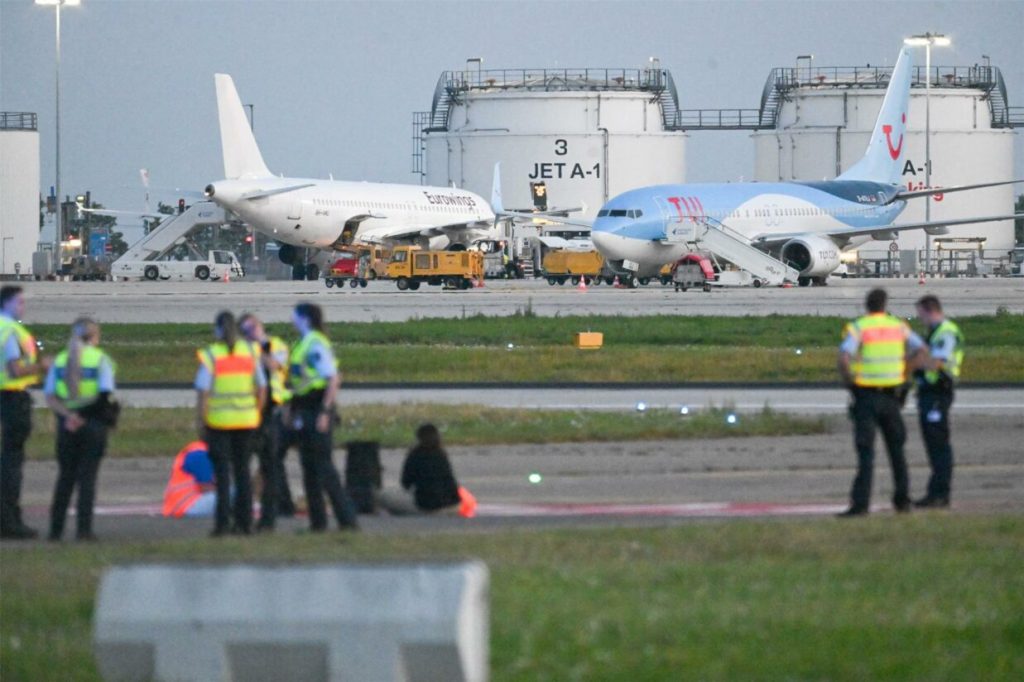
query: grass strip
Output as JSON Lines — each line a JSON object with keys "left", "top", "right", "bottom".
{"left": 24, "top": 404, "right": 829, "bottom": 460}
{"left": 2, "top": 515, "right": 1021, "bottom": 680}
{"left": 28, "top": 313, "right": 1024, "bottom": 384}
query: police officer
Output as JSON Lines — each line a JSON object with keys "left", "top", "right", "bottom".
{"left": 1, "top": 286, "right": 51, "bottom": 539}
{"left": 288, "top": 302, "right": 358, "bottom": 532}
{"left": 195, "top": 311, "right": 266, "bottom": 536}
{"left": 44, "top": 318, "right": 116, "bottom": 541}
{"left": 837, "top": 288, "right": 926, "bottom": 517}
{"left": 913, "top": 295, "right": 963, "bottom": 508}
{"left": 239, "top": 313, "right": 292, "bottom": 531}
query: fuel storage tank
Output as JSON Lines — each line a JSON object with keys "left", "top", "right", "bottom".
{"left": 752, "top": 62, "right": 1019, "bottom": 252}
{"left": 417, "top": 64, "right": 687, "bottom": 217}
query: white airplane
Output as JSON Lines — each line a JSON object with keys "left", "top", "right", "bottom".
{"left": 203, "top": 74, "right": 498, "bottom": 267}
{"left": 577, "top": 48, "right": 1022, "bottom": 284}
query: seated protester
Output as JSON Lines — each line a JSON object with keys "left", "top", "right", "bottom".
{"left": 379, "top": 424, "right": 461, "bottom": 516}
{"left": 163, "top": 441, "right": 217, "bottom": 518}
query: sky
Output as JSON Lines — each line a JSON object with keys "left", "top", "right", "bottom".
{"left": 2, "top": 0, "right": 1022, "bottom": 230}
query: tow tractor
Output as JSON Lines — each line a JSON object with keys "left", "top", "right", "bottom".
{"left": 324, "top": 250, "right": 369, "bottom": 289}
{"left": 670, "top": 253, "right": 716, "bottom": 292}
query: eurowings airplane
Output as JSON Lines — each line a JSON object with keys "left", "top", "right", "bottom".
{"left": 203, "top": 74, "right": 497, "bottom": 265}
{"left": 586, "top": 48, "right": 1022, "bottom": 284}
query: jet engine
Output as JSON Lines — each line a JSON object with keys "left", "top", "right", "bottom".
{"left": 278, "top": 243, "right": 297, "bottom": 265}
{"left": 780, "top": 235, "right": 841, "bottom": 278}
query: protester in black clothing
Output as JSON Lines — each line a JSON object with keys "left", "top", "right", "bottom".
{"left": 379, "top": 424, "right": 461, "bottom": 515}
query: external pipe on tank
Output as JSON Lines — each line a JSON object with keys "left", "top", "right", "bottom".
{"left": 598, "top": 127, "right": 610, "bottom": 203}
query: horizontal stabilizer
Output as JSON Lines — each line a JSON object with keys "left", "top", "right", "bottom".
{"left": 241, "top": 183, "right": 316, "bottom": 200}
{"left": 893, "top": 178, "right": 1024, "bottom": 202}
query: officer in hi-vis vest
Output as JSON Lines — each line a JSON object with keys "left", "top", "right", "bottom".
{"left": 913, "top": 295, "right": 964, "bottom": 509}
{"left": 195, "top": 311, "right": 266, "bottom": 536}
{"left": 288, "top": 302, "right": 358, "bottom": 532}
{"left": 43, "top": 318, "right": 116, "bottom": 541}
{"left": 1, "top": 286, "right": 51, "bottom": 540}
{"left": 239, "top": 313, "right": 292, "bottom": 531}
{"left": 837, "top": 288, "right": 926, "bottom": 517}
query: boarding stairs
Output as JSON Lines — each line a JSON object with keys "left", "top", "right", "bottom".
{"left": 663, "top": 216, "right": 800, "bottom": 286}
{"left": 113, "top": 202, "right": 230, "bottom": 265}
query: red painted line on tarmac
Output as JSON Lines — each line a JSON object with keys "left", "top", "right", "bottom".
{"left": 76, "top": 501, "right": 851, "bottom": 519}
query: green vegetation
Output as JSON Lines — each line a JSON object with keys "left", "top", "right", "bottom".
{"left": 24, "top": 404, "right": 829, "bottom": 460}
{"left": 30, "top": 313, "right": 1024, "bottom": 384}
{"left": 2, "top": 515, "right": 1021, "bottom": 680}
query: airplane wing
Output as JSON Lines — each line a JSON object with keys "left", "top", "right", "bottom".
{"left": 499, "top": 211, "right": 595, "bottom": 228}
{"left": 359, "top": 220, "right": 493, "bottom": 242}
{"left": 891, "top": 179, "right": 1024, "bottom": 202}
{"left": 78, "top": 207, "right": 165, "bottom": 220}
{"left": 751, "top": 213, "right": 1024, "bottom": 247}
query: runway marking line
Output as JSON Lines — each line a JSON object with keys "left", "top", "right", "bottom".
{"left": 80, "top": 501, "right": 853, "bottom": 519}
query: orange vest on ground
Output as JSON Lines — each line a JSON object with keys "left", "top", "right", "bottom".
{"left": 163, "top": 441, "right": 210, "bottom": 518}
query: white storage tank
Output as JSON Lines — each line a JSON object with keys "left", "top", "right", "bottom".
{"left": 0, "top": 113, "right": 41, "bottom": 276}
{"left": 419, "top": 64, "right": 687, "bottom": 217}
{"left": 753, "top": 62, "right": 1018, "bottom": 253}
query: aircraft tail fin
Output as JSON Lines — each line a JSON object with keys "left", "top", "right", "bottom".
{"left": 838, "top": 48, "right": 913, "bottom": 184}
{"left": 490, "top": 162, "right": 504, "bottom": 213}
{"left": 214, "top": 74, "right": 272, "bottom": 180}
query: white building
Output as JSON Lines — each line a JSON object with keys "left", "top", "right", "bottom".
{"left": 752, "top": 62, "right": 1020, "bottom": 253}
{"left": 0, "top": 113, "right": 40, "bottom": 276}
{"left": 417, "top": 64, "right": 688, "bottom": 217}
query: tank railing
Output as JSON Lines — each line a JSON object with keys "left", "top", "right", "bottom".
{"left": 442, "top": 68, "right": 671, "bottom": 94}
{"left": 771, "top": 64, "right": 1006, "bottom": 91}
{"left": 0, "top": 112, "right": 38, "bottom": 131}
{"left": 674, "top": 109, "right": 765, "bottom": 130}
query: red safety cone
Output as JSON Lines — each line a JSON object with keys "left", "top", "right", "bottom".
{"left": 222, "top": 269, "right": 230, "bottom": 283}
{"left": 578, "top": 277, "right": 587, "bottom": 292}
{"left": 918, "top": 271, "right": 925, "bottom": 285}
{"left": 613, "top": 275, "right": 621, "bottom": 288}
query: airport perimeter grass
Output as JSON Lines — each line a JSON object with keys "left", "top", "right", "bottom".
{"left": 24, "top": 404, "right": 828, "bottom": 460}
{"left": 1, "top": 515, "right": 1021, "bottom": 680}
{"left": 29, "top": 312, "right": 1024, "bottom": 383}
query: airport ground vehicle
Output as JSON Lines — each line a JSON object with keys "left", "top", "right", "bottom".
{"left": 113, "top": 249, "right": 244, "bottom": 282}
{"left": 671, "top": 254, "right": 715, "bottom": 292}
{"left": 385, "top": 246, "right": 483, "bottom": 291}
{"left": 542, "top": 249, "right": 605, "bottom": 285}
{"left": 324, "top": 251, "right": 369, "bottom": 289}
{"left": 64, "top": 255, "right": 111, "bottom": 281}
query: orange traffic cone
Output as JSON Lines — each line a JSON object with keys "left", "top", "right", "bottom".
{"left": 578, "top": 276, "right": 587, "bottom": 292}
{"left": 222, "top": 269, "right": 230, "bottom": 283}
{"left": 918, "top": 271, "right": 925, "bottom": 285}
{"left": 613, "top": 275, "right": 622, "bottom": 288}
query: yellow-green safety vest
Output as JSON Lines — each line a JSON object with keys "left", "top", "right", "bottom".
{"left": 198, "top": 341, "right": 260, "bottom": 430}
{"left": 266, "top": 335, "right": 292, "bottom": 405}
{"left": 848, "top": 313, "right": 909, "bottom": 388}
{"left": 288, "top": 331, "right": 332, "bottom": 397}
{"left": 54, "top": 346, "right": 114, "bottom": 409}
{"left": 924, "top": 319, "right": 964, "bottom": 385}
{"left": 0, "top": 317, "right": 40, "bottom": 391}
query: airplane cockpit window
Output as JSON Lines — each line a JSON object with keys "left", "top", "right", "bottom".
{"left": 598, "top": 209, "right": 609, "bottom": 217}
{"left": 609, "top": 209, "right": 628, "bottom": 217}
{"left": 627, "top": 209, "right": 643, "bottom": 219}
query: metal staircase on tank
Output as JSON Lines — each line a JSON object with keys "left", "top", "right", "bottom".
{"left": 112, "top": 201, "right": 230, "bottom": 265}
{"left": 662, "top": 216, "right": 800, "bottom": 286}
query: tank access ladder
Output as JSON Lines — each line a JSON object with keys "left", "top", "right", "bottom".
{"left": 113, "top": 202, "right": 230, "bottom": 265}
{"left": 663, "top": 217, "right": 800, "bottom": 286}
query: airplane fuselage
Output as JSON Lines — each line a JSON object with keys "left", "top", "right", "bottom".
{"left": 591, "top": 181, "right": 907, "bottom": 277}
{"left": 206, "top": 177, "right": 495, "bottom": 250}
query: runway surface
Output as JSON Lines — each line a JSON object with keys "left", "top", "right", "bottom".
{"left": 11, "top": 413, "right": 1022, "bottom": 541}
{"left": 18, "top": 276, "right": 1024, "bottom": 323}
{"left": 109, "top": 385, "right": 1024, "bottom": 413}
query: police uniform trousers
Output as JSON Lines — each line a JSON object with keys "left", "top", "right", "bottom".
{"left": 1, "top": 390, "right": 33, "bottom": 533}
{"left": 49, "top": 417, "right": 107, "bottom": 539}
{"left": 849, "top": 387, "right": 910, "bottom": 511}
{"left": 918, "top": 387, "right": 954, "bottom": 502}
{"left": 254, "top": 405, "right": 285, "bottom": 528}
{"left": 206, "top": 428, "right": 254, "bottom": 534}
{"left": 293, "top": 406, "right": 358, "bottom": 530}
{"left": 275, "top": 418, "right": 299, "bottom": 517}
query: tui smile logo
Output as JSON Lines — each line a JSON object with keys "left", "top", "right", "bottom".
{"left": 883, "top": 113, "right": 906, "bottom": 160}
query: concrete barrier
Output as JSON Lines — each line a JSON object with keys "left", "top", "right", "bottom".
{"left": 94, "top": 562, "right": 489, "bottom": 682}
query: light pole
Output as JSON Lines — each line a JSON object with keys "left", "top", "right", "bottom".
{"left": 904, "top": 32, "right": 950, "bottom": 274}
{"left": 36, "top": 0, "right": 80, "bottom": 273}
